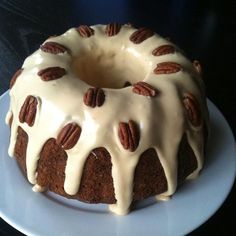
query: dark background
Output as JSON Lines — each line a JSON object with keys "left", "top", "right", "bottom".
{"left": 0, "top": 0, "right": 235, "bottom": 235}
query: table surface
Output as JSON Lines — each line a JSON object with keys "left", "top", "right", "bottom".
{"left": 0, "top": 0, "right": 235, "bottom": 235}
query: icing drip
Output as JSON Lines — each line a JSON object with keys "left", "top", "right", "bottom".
{"left": 5, "top": 110, "right": 12, "bottom": 125}
{"left": 64, "top": 148, "right": 91, "bottom": 194}
{"left": 156, "top": 195, "right": 171, "bottom": 201}
{"left": 32, "top": 184, "right": 46, "bottom": 192}
{"left": 6, "top": 24, "right": 207, "bottom": 215}
{"left": 109, "top": 151, "right": 139, "bottom": 215}
{"left": 8, "top": 116, "right": 18, "bottom": 157}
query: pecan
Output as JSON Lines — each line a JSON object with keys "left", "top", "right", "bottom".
{"left": 118, "top": 120, "right": 139, "bottom": 152}
{"left": 152, "top": 45, "right": 175, "bottom": 56}
{"left": 57, "top": 123, "right": 81, "bottom": 150}
{"left": 132, "top": 82, "right": 157, "bottom": 97}
{"left": 130, "top": 27, "right": 154, "bottom": 44}
{"left": 40, "top": 42, "right": 68, "bottom": 54}
{"left": 38, "top": 67, "right": 66, "bottom": 81}
{"left": 19, "top": 95, "right": 38, "bottom": 127}
{"left": 105, "top": 23, "right": 122, "bottom": 36}
{"left": 154, "top": 62, "right": 182, "bottom": 74}
{"left": 193, "top": 60, "right": 202, "bottom": 74}
{"left": 77, "top": 25, "right": 94, "bottom": 38}
{"left": 10, "top": 68, "right": 23, "bottom": 89}
{"left": 83, "top": 88, "right": 105, "bottom": 107}
{"left": 183, "top": 93, "right": 202, "bottom": 127}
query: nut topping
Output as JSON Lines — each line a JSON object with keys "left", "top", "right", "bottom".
{"left": 77, "top": 25, "right": 94, "bottom": 38}
{"left": 105, "top": 23, "right": 122, "bottom": 36}
{"left": 130, "top": 27, "right": 154, "bottom": 44}
{"left": 183, "top": 93, "right": 202, "bottom": 127}
{"left": 118, "top": 120, "right": 139, "bottom": 152}
{"left": 154, "top": 62, "right": 182, "bottom": 74}
{"left": 83, "top": 88, "right": 105, "bottom": 108}
{"left": 19, "top": 95, "right": 38, "bottom": 127}
{"left": 10, "top": 68, "right": 23, "bottom": 89}
{"left": 38, "top": 67, "right": 66, "bottom": 81}
{"left": 57, "top": 123, "right": 81, "bottom": 150}
{"left": 40, "top": 42, "right": 68, "bottom": 54}
{"left": 152, "top": 45, "right": 175, "bottom": 56}
{"left": 132, "top": 82, "right": 157, "bottom": 97}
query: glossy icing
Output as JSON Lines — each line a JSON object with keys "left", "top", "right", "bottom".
{"left": 6, "top": 24, "right": 208, "bottom": 215}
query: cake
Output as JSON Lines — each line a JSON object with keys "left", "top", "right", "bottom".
{"left": 6, "top": 23, "right": 209, "bottom": 215}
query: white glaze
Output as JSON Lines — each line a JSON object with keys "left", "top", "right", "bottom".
{"left": 156, "top": 195, "right": 171, "bottom": 201}
{"left": 6, "top": 24, "right": 208, "bottom": 215}
{"left": 32, "top": 184, "right": 46, "bottom": 193}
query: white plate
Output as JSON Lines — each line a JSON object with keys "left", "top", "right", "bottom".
{"left": 0, "top": 91, "right": 235, "bottom": 236}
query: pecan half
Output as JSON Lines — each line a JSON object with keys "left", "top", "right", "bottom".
{"left": 152, "top": 45, "right": 175, "bottom": 56}
{"left": 38, "top": 67, "right": 66, "bottom": 81}
{"left": 130, "top": 27, "right": 154, "bottom": 44}
{"left": 40, "top": 42, "right": 68, "bottom": 54}
{"left": 183, "top": 93, "right": 202, "bottom": 127}
{"left": 193, "top": 60, "right": 202, "bottom": 74}
{"left": 105, "top": 23, "right": 122, "bottom": 36}
{"left": 19, "top": 95, "right": 38, "bottom": 127}
{"left": 154, "top": 62, "right": 182, "bottom": 74}
{"left": 57, "top": 123, "right": 81, "bottom": 150}
{"left": 118, "top": 120, "right": 139, "bottom": 152}
{"left": 10, "top": 68, "right": 23, "bottom": 89}
{"left": 132, "top": 82, "right": 157, "bottom": 97}
{"left": 83, "top": 88, "right": 105, "bottom": 108}
{"left": 77, "top": 25, "right": 94, "bottom": 38}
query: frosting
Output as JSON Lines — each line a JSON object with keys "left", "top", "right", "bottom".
{"left": 6, "top": 24, "right": 207, "bottom": 215}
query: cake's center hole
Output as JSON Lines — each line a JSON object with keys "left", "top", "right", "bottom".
{"left": 72, "top": 49, "right": 149, "bottom": 89}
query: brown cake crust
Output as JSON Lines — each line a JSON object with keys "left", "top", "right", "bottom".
{"left": 14, "top": 126, "right": 197, "bottom": 204}
{"left": 14, "top": 126, "right": 27, "bottom": 173}
{"left": 133, "top": 148, "right": 167, "bottom": 200}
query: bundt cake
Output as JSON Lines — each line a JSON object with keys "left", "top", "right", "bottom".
{"left": 6, "top": 23, "right": 209, "bottom": 215}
